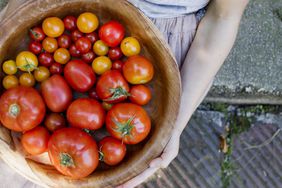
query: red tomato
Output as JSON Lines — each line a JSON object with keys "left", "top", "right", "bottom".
{"left": 69, "top": 44, "right": 81, "bottom": 58}
{"left": 108, "top": 47, "right": 123, "bottom": 60}
{"left": 39, "top": 52, "right": 54, "bottom": 67}
{"left": 99, "top": 136, "right": 126, "bottom": 166}
{"left": 0, "top": 86, "right": 46, "bottom": 132}
{"left": 81, "top": 51, "right": 95, "bottom": 64}
{"left": 88, "top": 87, "right": 100, "bottom": 100}
{"left": 75, "top": 37, "right": 92, "bottom": 54}
{"left": 29, "top": 27, "right": 45, "bottom": 41}
{"left": 21, "top": 126, "right": 50, "bottom": 155}
{"left": 99, "top": 20, "right": 125, "bottom": 47}
{"left": 28, "top": 41, "right": 42, "bottom": 55}
{"left": 106, "top": 103, "right": 151, "bottom": 144}
{"left": 63, "top": 16, "right": 77, "bottom": 31}
{"left": 41, "top": 75, "right": 72, "bottom": 112}
{"left": 64, "top": 60, "right": 96, "bottom": 92}
{"left": 48, "top": 127, "right": 99, "bottom": 179}
{"left": 57, "top": 34, "right": 71, "bottom": 48}
{"left": 71, "top": 29, "right": 83, "bottom": 42}
{"left": 112, "top": 60, "right": 123, "bottom": 71}
{"left": 49, "top": 62, "right": 63, "bottom": 75}
{"left": 67, "top": 98, "right": 105, "bottom": 130}
{"left": 85, "top": 32, "right": 98, "bottom": 44}
{"left": 96, "top": 70, "right": 130, "bottom": 103}
{"left": 129, "top": 85, "right": 152, "bottom": 105}
{"left": 44, "top": 113, "right": 66, "bottom": 132}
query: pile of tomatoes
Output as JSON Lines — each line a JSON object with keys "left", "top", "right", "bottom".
{"left": 0, "top": 12, "right": 154, "bottom": 179}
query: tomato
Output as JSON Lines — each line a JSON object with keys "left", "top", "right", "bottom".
{"left": 69, "top": 44, "right": 81, "bottom": 58}
{"left": 0, "top": 86, "right": 46, "bottom": 132}
{"left": 123, "top": 55, "right": 154, "bottom": 84}
{"left": 92, "top": 56, "right": 112, "bottom": 75}
{"left": 41, "top": 75, "right": 72, "bottom": 112}
{"left": 112, "top": 60, "right": 123, "bottom": 71}
{"left": 34, "top": 66, "right": 50, "bottom": 82}
{"left": 29, "top": 27, "right": 45, "bottom": 41}
{"left": 49, "top": 63, "right": 63, "bottom": 75}
{"left": 16, "top": 51, "right": 38, "bottom": 72}
{"left": 21, "top": 126, "right": 50, "bottom": 155}
{"left": 96, "top": 70, "right": 129, "bottom": 103}
{"left": 42, "top": 37, "right": 58, "bottom": 53}
{"left": 75, "top": 37, "right": 92, "bottom": 54}
{"left": 54, "top": 48, "right": 70, "bottom": 64}
{"left": 19, "top": 73, "right": 36, "bottom": 87}
{"left": 71, "top": 29, "right": 83, "bottom": 42}
{"left": 77, "top": 12, "right": 99, "bottom": 33}
{"left": 28, "top": 41, "right": 43, "bottom": 55}
{"left": 120, "top": 37, "right": 141, "bottom": 57}
{"left": 99, "top": 20, "right": 125, "bottom": 47}
{"left": 44, "top": 113, "right": 66, "bottom": 132}
{"left": 129, "top": 85, "right": 152, "bottom": 105}
{"left": 82, "top": 51, "right": 95, "bottom": 64}
{"left": 38, "top": 52, "right": 54, "bottom": 67}
{"left": 64, "top": 60, "right": 96, "bottom": 92}
{"left": 2, "top": 75, "right": 19, "bottom": 89}
{"left": 2, "top": 60, "right": 17, "bottom": 75}
{"left": 57, "top": 34, "right": 71, "bottom": 48}
{"left": 85, "top": 32, "right": 98, "bottom": 44}
{"left": 63, "top": 16, "right": 77, "bottom": 31}
{"left": 67, "top": 98, "right": 105, "bottom": 130}
{"left": 102, "top": 101, "right": 113, "bottom": 111}
{"left": 42, "top": 17, "right": 65, "bottom": 38}
{"left": 106, "top": 103, "right": 151, "bottom": 144}
{"left": 99, "top": 136, "right": 126, "bottom": 166}
{"left": 108, "top": 47, "right": 123, "bottom": 60}
{"left": 88, "top": 87, "right": 100, "bottom": 100}
{"left": 93, "top": 40, "right": 109, "bottom": 56}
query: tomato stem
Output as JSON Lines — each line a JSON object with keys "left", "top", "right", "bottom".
{"left": 98, "top": 147, "right": 104, "bottom": 161}
{"left": 29, "top": 29, "right": 39, "bottom": 39}
{"left": 8, "top": 104, "right": 20, "bottom": 117}
{"left": 112, "top": 115, "right": 135, "bottom": 140}
{"left": 60, "top": 153, "right": 75, "bottom": 167}
{"left": 105, "top": 87, "right": 130, "bottom": 102}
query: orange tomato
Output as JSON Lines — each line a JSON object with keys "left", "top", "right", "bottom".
{"left": 43, "top": 37, "right": 58, "bottom": 53}
{"left": 120, "top": 37, "right": 141, "bottom": 57}
{"left": 34, "top": 66, "right": 50, "bottom": 82}
{"left": 54, "top": 48, "right": 70, "bottom": 64}
{"left": 77, "top": 12, "right": 99, "bottom": 33}
{"left": 2, "top": 75, "right": 19, "bottom": 89}
{"left": 42, "top": 17, "right": 65, "bottom": 37}
{"left": 19, "top": 73, "right": 36, "bottom": 87}
{"left": 93, "top": 40, "right": 109, "bottom": 56}
{"left": 92, "top": 56, "right": 112, "bottom": 75}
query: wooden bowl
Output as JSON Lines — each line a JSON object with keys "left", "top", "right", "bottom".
{"left": 0, "top": 0, "right": 181, "bottom": 187}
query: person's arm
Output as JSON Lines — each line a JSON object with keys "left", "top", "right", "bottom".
{"left": 118, "top": 0, "right": 249, "bottom": 187}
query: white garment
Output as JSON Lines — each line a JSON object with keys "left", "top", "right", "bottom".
{"left": 128, "top": 0, "right": 209, "bottom": 18}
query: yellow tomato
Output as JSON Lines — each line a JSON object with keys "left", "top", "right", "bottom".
{"left": 2, "top": 60, "right": 17, "bottom": 75}
{"left": 2, "top": 75, "right": 19, "bottom": 89}
{"left": 34, "top": 66, "right": 50, "bottom": 82}
{"left": 77, "top": 12, "right": 99, "bottom": 33}
{"left": 92, "top": 56, "right": 112, "bottom": 75}
{"left": 42, "top": 37, "right": 58, "bottom": 53}
{"left": 42, "top": 17, "right": 65, "bottom": 37}
{"left": 54, "top": 48, "right": 70, "bottom": 64}
{"left": 93, "top": 40, "right": 109, "bottom": 56}
{"left": 121, "top": 37, "right": 141, "bottom": 57}
{"left": 19, "top": 73, "right": 36, "bottom": 87}
{"left": 16, "top": 51, "right": 38, "bottom": 72}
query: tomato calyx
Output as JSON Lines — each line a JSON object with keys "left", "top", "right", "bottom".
{"left": 98, "top": 146, "right": 104, "bottom": 161}
{"left": 60, "top": 153, "right": 75, "bottom": 167}
{"left": 104, "top": 87, "right": 130, "bottom": 102}
{"left": 9, "top": 103, "right": 20, "bottom": 117}
{"left": 30, "top": 29, "right": 39, "bottom": 39}
{"left": 18, "top": 58, "right": 38, "bottom": 73}
{"left": 112, "top": 116, "right": 135, "bottom": 139}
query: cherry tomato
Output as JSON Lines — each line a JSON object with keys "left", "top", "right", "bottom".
{"left": 48, "top": 127, "right": 99, "bottom": 179}
{"left": 42, "top": 17, "right": 65, "bottom": 38}
{"left": 106, "top": 103, "right": 151, "bottom": 144}
{"left": 19, "top": 73, "right": 36, "bottom": 87}
{"left": 2, "top": 75, "right": 19, "bottom": 89}
{"left": 102, "top": 102, "right": 113, "bottom": 111}
{"left": 44, "top": 113, "right": 66, "bottom": 132}
{"left": 0, "top": 86, "right": 46, "bottom": 132}
{"left": 49, "top": 63, "right": 64, "bottom": 75}
{"left": 99, "top": 136, "right": 126, "bottom": 165}
{"left": 99, "top": 20, "right": 125, "bottom": 47}
{"left": 93, "top": 40, "right": 109, "bottom": 56}
{"left": 77, "top": 12, "right": 99, "bottom": 33}
{"left": 121, "top": 37, "right": 141, "bottom": 57}
{"left": 123, "top": 55, "right": 154, "bottom": 84}
{"left": 85, "top": 32, "right": 98, "bottom": 44}
{"left": 34, "top": 66, "right": 50, "bottom": 82}
{"left": 108, "top": 47, "right": 123, "bottom": 60}
{"left": 16, "top": 51, "right": 38, "bottom": 72}
{"left": 28, "top": 41, "right": 43, "bottom": 55}
{"left": 69, "top": 44, "right": 81, "bottom": 57}
{"left": 129, "top": 85, "right": 152, "bottom": 105}
{"left": 38, "top": 52, "right": 54, "bottom": 67}
{"left": 63, "top": 16, "right": 77, "bottom": 31}
{"left": 2, "top": 60, "right": 17, "bottom": 75}
{"left": 82, "top": 51, "right": 95, "bottom": 64}
{"left": 88, "top": 87, "right": 100, "bottom": 100}
{"left": 54, "top": 48, "right": 70, "bottom": 64}
{"left": 21, "top": 126, "right": 50, "bottom": 155}
{"left": 71, "top": 29, "right": 83, "bottom": 42}
{"left": 67, "top": 98, "right": 105, "bottom": 130}
{"left": 96, "top": 70, "right": 130, "bottom": 103}
{"left": 42, "top": 37, "right": 58, "bottom": 53}
{"left": 64, "top": 60, "right": 96, "bottom": 92}
{"left": 41, "top": 75, "right": 72, "bottom": 112}
{"left": 29, "top": 27, "right": 45, "bottom": 41}
{"left": 112, "top": 60, "right": 123, "bottom": 71}
{"left": 57, "top": 34, "right": 71, "bottom": 48}
{"left": 92, "top": 56, "right": 112, "bottom": 75}
{"left": 75, "top": 37, "right": 92, "bottom": 54}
